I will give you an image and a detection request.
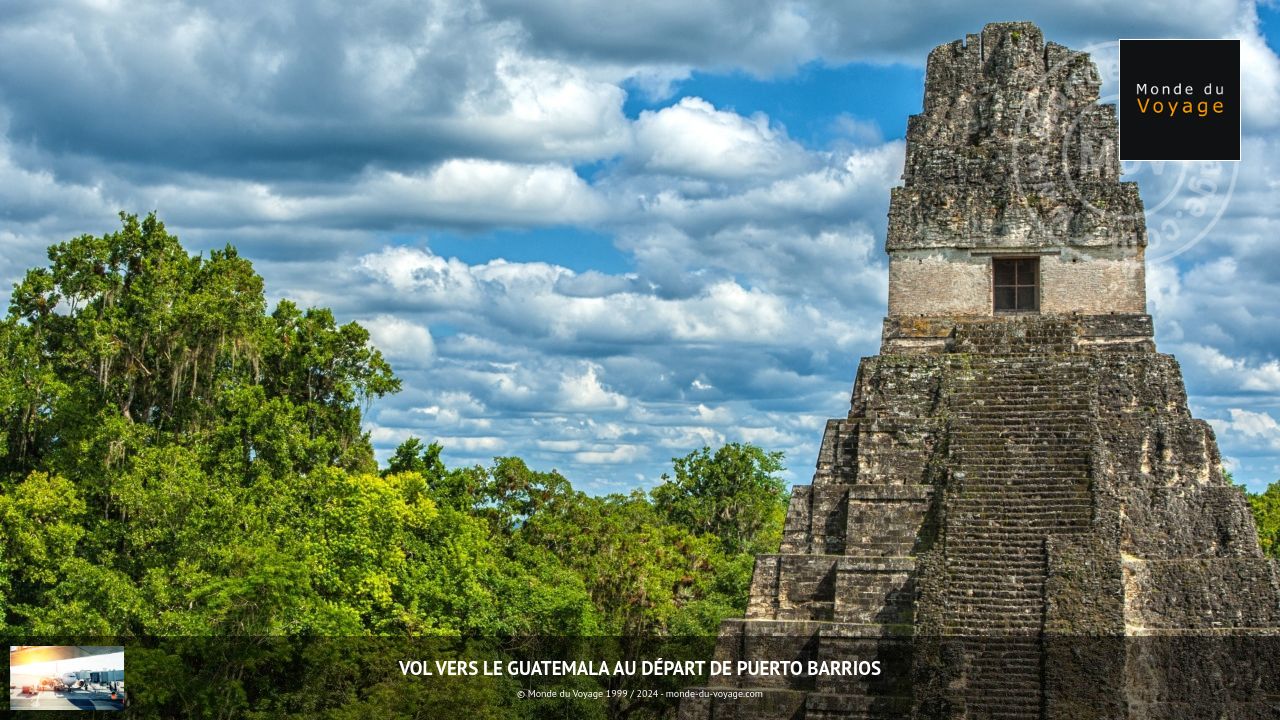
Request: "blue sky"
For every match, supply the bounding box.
[1,1,1279,492]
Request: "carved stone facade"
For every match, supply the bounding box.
[681,22,1280,720]
[886,22,1145,320]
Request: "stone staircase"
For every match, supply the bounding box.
[939,321,1095,719]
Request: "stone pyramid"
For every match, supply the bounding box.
[681,21,1280,720]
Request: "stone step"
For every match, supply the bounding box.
[952,466,1092,474]
[950,501,1091,509]
[949,568,1046,578]
[949,562,1045,572]
[952,443,1090,448]
[957,476,1090,483]
[953,404,1090,411]
[949,516,1091,526]
[947,615,1043,625]
[953,444,1091,451]
[954,491,1091,498]
[952,474,1090,479]
[947,573,1044,586]
[958,366,1088,374]
[952,425,1091,432]
[952,467,1091,476]
[947,578,1045,589]
[962,484,1090,489]
[949,396,1090,404]
[964,698,1042,709]
[952,479,1090,486]
[946,535,1049,545]
[947,560,1044,569]
[952,440,1091,447]
[951,497,1090,504]
[948,511,1091,520]
[949,497,1091,505]
[801,692,914,720]
[947,592,1043,603]
[954,400,1091,406]
[946,618,1043,630]
[947,588,1043,599]
[946,529,1062,539]
[947,569,1046,578]
[947,532,1086,543]
[967,681,1039,696]
[967,689,1042,702]
[966,665,1041,678]
[950,396,1093,404]
[952,380,1092,388]
[949,507,1091,515]
[953,484,1089,491]
[954,453,1090,459]
[946,621,1043,633]
[951,490,1090,498]
[952,476,1090,481]
[953,413,1090,421]
[948,522,1087,532]
[962,499,1090,504]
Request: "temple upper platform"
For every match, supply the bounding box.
[885,22,1147,326]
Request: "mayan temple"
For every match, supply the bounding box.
[681,22,1280,720]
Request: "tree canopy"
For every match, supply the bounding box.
[0,213,790,718]
[1243,479,1280,561]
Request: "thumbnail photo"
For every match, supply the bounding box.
[8,646,125,712]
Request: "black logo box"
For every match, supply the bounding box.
[1119,39,1241,161]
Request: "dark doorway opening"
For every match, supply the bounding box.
[993,257,1039,313]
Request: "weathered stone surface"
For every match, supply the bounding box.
[683,21,1280,720]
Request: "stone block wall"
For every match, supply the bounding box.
[887,247,1146,318]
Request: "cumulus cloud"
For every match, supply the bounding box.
[1237,9,1280,130]
[1225,409,1280,443]
[631,97,810,179]
[485,0,1258,70]
[574,444,644,464]
[1178,344,1280,392]
[559,364,629,411]
[362,315,436,366]
[1208,408,1280,490]
[2,0,1278,491]
[0,0,633,177]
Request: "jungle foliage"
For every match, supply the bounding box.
[0,214,788,718]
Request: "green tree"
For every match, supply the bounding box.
[385,437,445,479]
[0,213,797,718]
[1244,480,1280,560]
[651,443,787,555]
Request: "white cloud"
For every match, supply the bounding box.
[455,51,633,159]
[1176,343,1280,392]
[436,435,505,452]
[3,0,1279,493]
[1210,409,1280,451]
[559,364,628,411]
[632,97,809,179]
[536,439,585,452]
[693,404,733,423]
[574,444,644,464]
[407,160,606,224]
[1237,11,1280,130]
[362,315,435,364]
[217,161,607,227]
[630,142,903,233]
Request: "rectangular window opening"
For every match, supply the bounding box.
[993,258,1039,313]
